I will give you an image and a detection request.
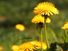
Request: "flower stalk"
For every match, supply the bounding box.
[44,20,50,49]
[37,23,44,51]
[40,28,43,51]
[64,30,68,43]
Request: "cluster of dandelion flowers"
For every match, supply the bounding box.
[12,42,35,51]
[19,42,35,51]
[11,41,47,51]
[15,24,25,31]
[61,22,68,30]
[34,2,59,16]
[32,14,51,24]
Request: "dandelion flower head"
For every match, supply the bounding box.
[19,42,34,51]
[32,14,44,24]
[32,14,51,24]
[15,24,25,31]
[34,2,59,16]
[62,22,68,30]
[11,45,19,51]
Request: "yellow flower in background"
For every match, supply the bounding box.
[30,41,47,50]
[32,14,44,24]
[34,2,59,16]
[11,45,19,51]
[0,46,3,51]
[61,22,68,30]
[19,42,34,51]
[46,18,51,23]
[15,24,25,31]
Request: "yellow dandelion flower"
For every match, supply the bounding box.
[30,41,47,50]
[15,24,25,31]
[32,14,44,24]
[11,45,19,51]
[34,2,59,16]
[32,14,51,24]
[61,22,68,30]
[19,42,35,51]
[0,46,3,51]
[46,18,51,23]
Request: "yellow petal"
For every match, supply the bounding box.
[46,18,51,23]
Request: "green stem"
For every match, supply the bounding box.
[51,29,58,42]
[40,28,43,51]
[64,30,68,43]
[44,23,50,49]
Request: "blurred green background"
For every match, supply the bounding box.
[0,0,68,51]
